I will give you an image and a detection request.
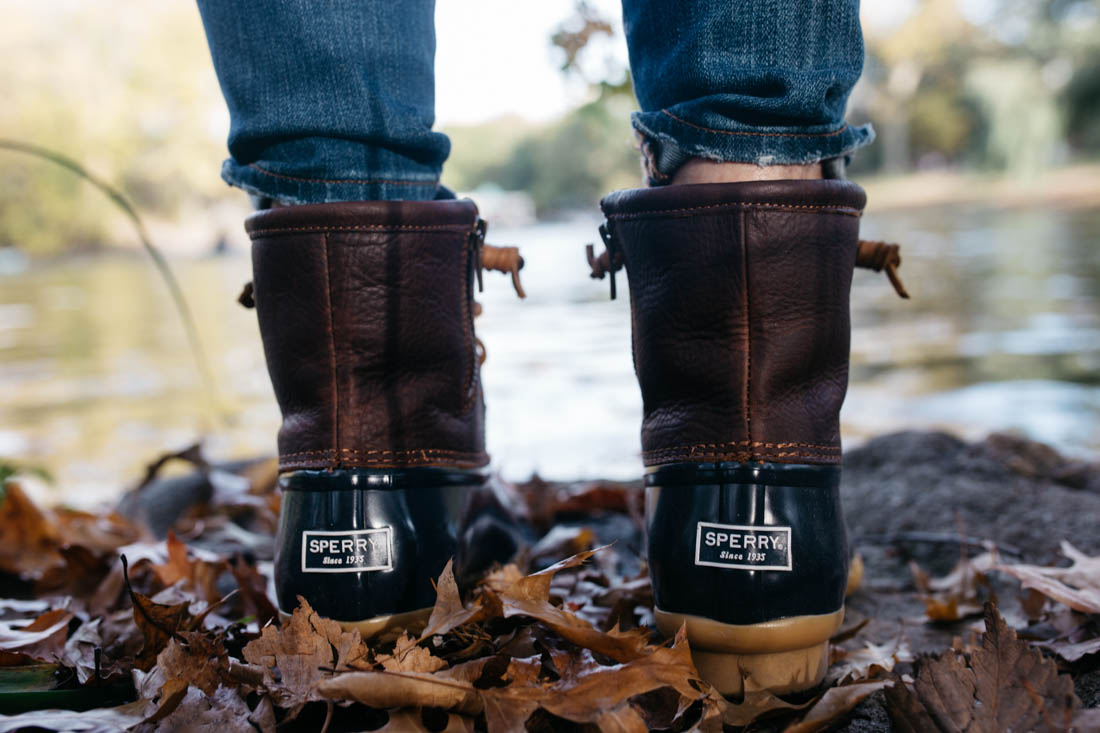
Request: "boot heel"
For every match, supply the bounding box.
[691,641,830,697]
[656,607,844,697]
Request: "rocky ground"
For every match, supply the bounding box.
[0,430,1096,731]
[838,431,1100,730]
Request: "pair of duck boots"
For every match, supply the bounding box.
[245,179,902,696]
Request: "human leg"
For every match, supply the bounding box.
[197,1,522,633]
[195,0,447,202]
[597,0,896,695]
[621,0,871,183]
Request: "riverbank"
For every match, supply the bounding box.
[862,162,1100,213]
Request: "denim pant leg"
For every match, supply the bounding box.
[621,0,874,183]
[195,0,446,203]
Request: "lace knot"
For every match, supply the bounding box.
[856,240,909,299]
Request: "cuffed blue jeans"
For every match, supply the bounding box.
[196,0,873,203]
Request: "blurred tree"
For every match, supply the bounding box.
[0,2,228,255]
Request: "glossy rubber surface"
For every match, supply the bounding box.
[274,468,486,623]
[646,462,848,626]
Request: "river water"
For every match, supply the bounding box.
[2,205,1098,506]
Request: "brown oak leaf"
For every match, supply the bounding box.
[124,555,196,671]
[378,632,446,674]
[152,532,227,603]
[157,632,230,695]
[241,596,367,710]
[480,626,706,733]
[494,547,652,663]
[886,603,1079,732]
[0,481,63,576]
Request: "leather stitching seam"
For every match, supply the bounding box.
[249,225,473,236]
[460,222,477,410]
[741,209,753,451]
[320,232,339,469]
[643,449,841,462]
[280,448,485,458]
[642,440,840,456]
[606,203,861,220]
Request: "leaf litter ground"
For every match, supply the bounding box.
[0,432,1098,732]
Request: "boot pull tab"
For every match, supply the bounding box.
[586,222,624,300]
[470,219,526,298]
[856,240,910,299]
[238,281,255,308]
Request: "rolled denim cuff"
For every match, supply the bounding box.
[632,108,874,185]
[220,137,443,203]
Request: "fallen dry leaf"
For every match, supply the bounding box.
[495,547,652,663]
[886,602,1078,732]
[61,618,112,684]
[1072,707,1100,732]
[152,532,227,603]
[703,684,811,729]
[1038,636,1100,663]
[146,683,257,732]
[242,596,367,710]
[158,632,231,695]
[378,632,446,674]
[784,680,894,733]
[996,541,1100,615]
[419,558,488,640]
[0,481,63,576]
[827,637,913,685]
[481,626,705,732]
[0,700,152,732]
[227,554,277,627]
[0,608,73,664]
[317,670,483,714]
[912,551,997,622]
[124,555,196,670]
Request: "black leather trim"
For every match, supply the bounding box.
[646,461,847,625]
[274,468,485,620]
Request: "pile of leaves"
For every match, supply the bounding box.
[0,449,1097,731]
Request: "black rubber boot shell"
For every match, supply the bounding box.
[274,468,487,624]
[645,462,849,625]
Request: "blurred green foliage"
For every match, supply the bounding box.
[0,2,228,255]
[2,0,1098,249]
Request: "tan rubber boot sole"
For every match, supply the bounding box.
[656,607,844,696]
[279,606,432,642]
[845,552,864,597]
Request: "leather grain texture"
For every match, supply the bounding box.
[246,200,488,470]
[601,180,865,466]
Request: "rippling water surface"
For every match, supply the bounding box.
[2,205,1098,506]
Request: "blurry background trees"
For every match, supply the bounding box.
[1,0,1098,251]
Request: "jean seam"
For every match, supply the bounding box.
[248,163,438,186]
[661,110,850,139]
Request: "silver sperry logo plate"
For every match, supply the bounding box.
[694,522,793,571]
[301,528,393,573]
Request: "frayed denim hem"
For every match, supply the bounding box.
[632,109,874,185]
[221,159,442,204]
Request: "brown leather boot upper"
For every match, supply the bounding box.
[246,200,488,471]
[598,180,867,467]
